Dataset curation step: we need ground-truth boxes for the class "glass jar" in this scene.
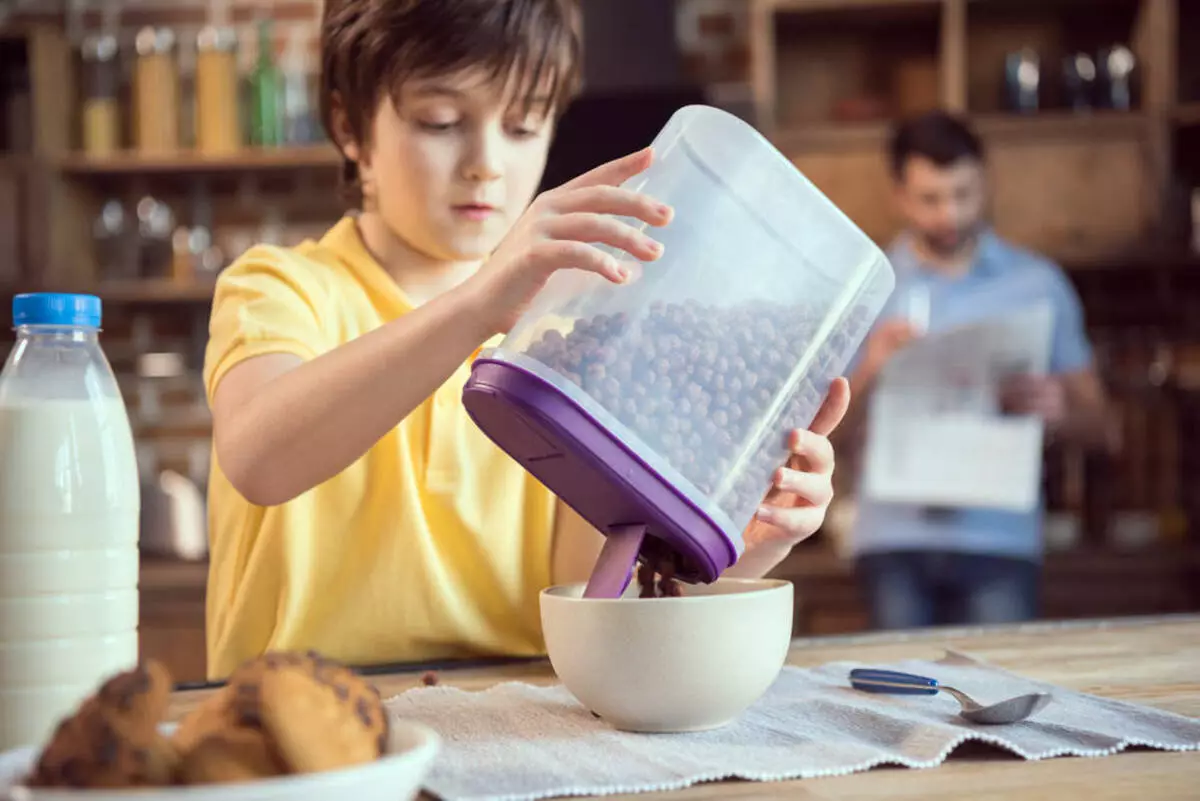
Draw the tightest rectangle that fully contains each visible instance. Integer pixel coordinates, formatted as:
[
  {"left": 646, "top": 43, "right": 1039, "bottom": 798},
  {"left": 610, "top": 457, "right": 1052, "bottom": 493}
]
[
  {"left": 0, "top": 294, "right": 139, "bottom": 749},
  {"left": 135, "top": 195, "right": 175, "bottom": 278},
  {"left": 92, "top": 198, "right": 134, "bottom": 281},
  {"left": 80, "top": 34, "right": 120, "bottom": 156},
  {"left": 195, "top": 26, "right": 240, "bottom": 154},
  {"left": 133, "top": 26, "right": 180, "bottom": 153}
]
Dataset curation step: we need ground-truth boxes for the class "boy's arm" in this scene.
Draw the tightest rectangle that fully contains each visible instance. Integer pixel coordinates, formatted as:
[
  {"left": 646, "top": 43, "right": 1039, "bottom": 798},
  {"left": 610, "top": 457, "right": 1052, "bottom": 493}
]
[
  {"left": 212, "top": 287, "right": 493, "bottom": 506},
  {"left": 213, "top": 148, "right": 672, "bottom": 506}
]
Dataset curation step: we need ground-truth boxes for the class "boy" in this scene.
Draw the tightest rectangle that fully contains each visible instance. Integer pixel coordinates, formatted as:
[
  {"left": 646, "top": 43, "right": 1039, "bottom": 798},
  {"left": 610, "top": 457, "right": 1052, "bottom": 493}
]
[{"left": 202, "top": 0, "right": 850, "bottom": 679}]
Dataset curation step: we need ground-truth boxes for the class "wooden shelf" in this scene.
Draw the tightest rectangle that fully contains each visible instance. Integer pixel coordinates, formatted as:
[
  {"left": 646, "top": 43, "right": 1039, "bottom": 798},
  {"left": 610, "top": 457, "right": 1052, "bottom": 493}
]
[
  {"left": 92, "top": 279, "right": 217, "bottom": 303},
  {"left": 972, "top": 110, "right": 1150, "bottom": 139},
  {"left": 3, "top": 279, "right": 217, "bottom": 303},
  {"left": 1175, "top": 103, "right": 1200, "bottom": 127},
  {"left": 56, "top": 145, "right": 342, "bottom": 176},
  {"left": 770, "top": 0, "right": 941, "bottom": 14},
  {"left": 0, "top": 22, "right": 37, "bottom": 43},
  {"left": 0, "top": 153, "right": 35, "bottom": 167},
  {"left": 772, "top": 111, "right": 1147, "bottom": 155},
  {"left": 772, "top": 121, "right": 891, "bottom": 153}
]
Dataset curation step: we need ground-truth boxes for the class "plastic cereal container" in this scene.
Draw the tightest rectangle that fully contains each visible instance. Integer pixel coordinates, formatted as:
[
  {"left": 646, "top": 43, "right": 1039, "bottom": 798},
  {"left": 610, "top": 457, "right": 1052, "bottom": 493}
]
[{"left": 464, "top": 105, "right": 894, "bottom": 596}]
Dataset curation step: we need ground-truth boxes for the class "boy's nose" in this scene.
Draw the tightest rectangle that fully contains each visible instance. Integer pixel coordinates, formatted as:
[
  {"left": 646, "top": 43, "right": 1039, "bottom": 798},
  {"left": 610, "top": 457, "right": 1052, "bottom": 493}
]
[{"left": 462, "top": 132, "right": 504, "bottom": 182}]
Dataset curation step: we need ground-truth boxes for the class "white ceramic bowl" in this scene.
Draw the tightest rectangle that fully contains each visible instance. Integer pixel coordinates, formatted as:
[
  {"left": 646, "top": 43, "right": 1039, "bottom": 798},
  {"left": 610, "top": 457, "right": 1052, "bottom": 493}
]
[
  {"left": 540, "top": 577, "right": 793, "bottom": 732},
  {"left": 0, "top": 720, "right": 440, "bottom": 801}
]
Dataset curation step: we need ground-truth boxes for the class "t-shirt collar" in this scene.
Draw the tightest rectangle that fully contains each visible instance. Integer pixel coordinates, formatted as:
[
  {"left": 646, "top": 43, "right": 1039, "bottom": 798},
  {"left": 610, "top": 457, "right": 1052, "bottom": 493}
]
[
  {"left": 319, "top": 215, "right": 417, "bottom": 315},
  {"left": 890, "top": 226, "right": 1005, "bottom": 282}
]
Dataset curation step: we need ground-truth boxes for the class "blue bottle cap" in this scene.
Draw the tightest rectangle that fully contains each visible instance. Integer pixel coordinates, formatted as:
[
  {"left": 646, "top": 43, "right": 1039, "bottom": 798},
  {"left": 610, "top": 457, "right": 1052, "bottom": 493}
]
[{"left": 13, "top": 293, "right": 103, "bottom": 328}]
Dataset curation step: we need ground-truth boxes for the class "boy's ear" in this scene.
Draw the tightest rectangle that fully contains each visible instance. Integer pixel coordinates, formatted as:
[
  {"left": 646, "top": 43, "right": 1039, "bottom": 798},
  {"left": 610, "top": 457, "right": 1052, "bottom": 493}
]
[{"left": 329, "top": 92, "right": 362, "bottom": 163}]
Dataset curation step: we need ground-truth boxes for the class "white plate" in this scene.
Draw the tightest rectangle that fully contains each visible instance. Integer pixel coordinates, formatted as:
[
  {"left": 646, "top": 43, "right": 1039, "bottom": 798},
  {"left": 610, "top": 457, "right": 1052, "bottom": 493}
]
[{"left": 0, "top": 719, "right": 439, "bottom": 801}]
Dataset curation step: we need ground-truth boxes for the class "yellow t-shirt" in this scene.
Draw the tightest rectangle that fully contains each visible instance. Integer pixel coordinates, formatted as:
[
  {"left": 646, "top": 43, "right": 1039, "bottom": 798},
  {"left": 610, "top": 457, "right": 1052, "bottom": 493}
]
[{"left": 202, "top": 216, "right": 557, "bottom": 679}]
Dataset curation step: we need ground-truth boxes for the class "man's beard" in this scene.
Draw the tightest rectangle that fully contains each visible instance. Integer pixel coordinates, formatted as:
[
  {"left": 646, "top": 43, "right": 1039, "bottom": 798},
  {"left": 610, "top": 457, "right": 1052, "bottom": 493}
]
[{"left": 919, "top": 221, "right": 983, "bottom": 260}]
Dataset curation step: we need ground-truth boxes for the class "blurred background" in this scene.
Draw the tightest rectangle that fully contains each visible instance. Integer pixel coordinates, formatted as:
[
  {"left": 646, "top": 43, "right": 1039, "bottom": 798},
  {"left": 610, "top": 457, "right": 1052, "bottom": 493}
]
[{"left": 0, "top": 0, "right": 1198, "bottom": 681}]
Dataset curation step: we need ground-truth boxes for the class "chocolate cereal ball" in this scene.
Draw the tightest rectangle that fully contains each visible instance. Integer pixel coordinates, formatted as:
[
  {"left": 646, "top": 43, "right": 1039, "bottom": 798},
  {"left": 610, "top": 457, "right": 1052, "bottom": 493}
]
[{"left": 526, "top": 300, "right": 865, "bottom": 525}]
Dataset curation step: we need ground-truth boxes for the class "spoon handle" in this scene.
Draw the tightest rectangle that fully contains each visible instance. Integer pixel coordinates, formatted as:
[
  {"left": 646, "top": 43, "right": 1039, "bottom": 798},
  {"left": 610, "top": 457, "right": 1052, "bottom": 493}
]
[{"left": 850, "top": 668, "right": 940, "bottom": 695}]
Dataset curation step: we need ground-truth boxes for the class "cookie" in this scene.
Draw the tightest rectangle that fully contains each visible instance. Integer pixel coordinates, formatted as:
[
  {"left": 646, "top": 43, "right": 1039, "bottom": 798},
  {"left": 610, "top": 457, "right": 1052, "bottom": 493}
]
[
  {"left": 170, "top": 686, "right": 244, "bottom": 754},
  {"left": 96, "top": 659, "right": 172, "bottom": 724},
  {"left": 28, "top": 662, "right": 179, "bottom": 788},
  {"left": 236, "top": 651, "right": 384, "bottom": 743},
  {"left": 228, "top": 650, "right": 323, "bottom": 687},
  {"left": 172, "top": 653, "right": 308, "bottom": 753},
  {"left": 176, "top": 726, "right": 288, "bottom": 785},
  {"left": 257, "top": 666, "right": 387, "bottom": 774}
]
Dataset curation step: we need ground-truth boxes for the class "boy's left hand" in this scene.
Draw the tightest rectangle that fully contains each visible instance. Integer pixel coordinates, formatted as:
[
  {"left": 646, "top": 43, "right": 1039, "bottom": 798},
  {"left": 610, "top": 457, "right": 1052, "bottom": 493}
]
[{"left": 743, "top": 377, "right": 851, "bottom": 551}]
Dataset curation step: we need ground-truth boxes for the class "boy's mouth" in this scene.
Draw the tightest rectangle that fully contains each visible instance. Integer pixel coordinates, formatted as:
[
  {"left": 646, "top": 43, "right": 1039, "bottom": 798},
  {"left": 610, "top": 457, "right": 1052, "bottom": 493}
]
[{"left": 453, "top": 203, "right": 497, "bottom": 221}]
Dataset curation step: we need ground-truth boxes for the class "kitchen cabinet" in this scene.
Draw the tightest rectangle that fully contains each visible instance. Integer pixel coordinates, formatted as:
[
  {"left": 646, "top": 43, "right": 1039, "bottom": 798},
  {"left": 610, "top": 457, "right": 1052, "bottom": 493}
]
[{"left": 139, "top": 557, "right": 207, "bottom": 684}]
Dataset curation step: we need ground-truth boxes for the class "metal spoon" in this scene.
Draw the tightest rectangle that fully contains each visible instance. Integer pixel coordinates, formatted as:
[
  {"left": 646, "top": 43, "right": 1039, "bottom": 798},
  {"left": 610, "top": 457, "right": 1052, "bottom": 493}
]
[{"left": 849, "top": 668, "right": 1052, "bottom": 725}]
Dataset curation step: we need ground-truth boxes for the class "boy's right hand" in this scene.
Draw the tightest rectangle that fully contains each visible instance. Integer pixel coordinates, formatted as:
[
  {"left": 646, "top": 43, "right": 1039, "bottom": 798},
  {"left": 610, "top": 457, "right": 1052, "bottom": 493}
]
[{"left": 465, "top": 147, "right": 673, "bottom": 336}]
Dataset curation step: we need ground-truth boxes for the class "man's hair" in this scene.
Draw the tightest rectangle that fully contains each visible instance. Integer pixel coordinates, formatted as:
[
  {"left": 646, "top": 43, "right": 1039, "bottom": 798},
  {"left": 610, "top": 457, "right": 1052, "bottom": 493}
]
[
  {"left": 888, "top": 111, "right": 984, "bottom": 180},
  {"left": 319, "top": 0, "right": 583, "bottom": 202}
]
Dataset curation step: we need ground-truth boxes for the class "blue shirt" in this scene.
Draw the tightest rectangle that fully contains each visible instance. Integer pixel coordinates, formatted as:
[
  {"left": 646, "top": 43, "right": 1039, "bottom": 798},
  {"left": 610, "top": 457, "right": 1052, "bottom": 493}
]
[{"left": 850, "top": 230, "right": 1093, "bottom": 562}]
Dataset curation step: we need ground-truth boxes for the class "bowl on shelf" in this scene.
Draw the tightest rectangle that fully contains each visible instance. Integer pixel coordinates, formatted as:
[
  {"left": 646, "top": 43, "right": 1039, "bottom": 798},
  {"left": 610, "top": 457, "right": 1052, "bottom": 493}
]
[{"left": 539, "top": 577, "right": 794, "bottom": 732}]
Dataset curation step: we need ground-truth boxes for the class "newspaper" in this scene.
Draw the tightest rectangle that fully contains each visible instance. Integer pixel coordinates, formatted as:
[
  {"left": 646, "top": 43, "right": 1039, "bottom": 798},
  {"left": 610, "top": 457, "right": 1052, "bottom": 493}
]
[{"left": 861, "top": 302, "right": 1054, "bottom": 512}]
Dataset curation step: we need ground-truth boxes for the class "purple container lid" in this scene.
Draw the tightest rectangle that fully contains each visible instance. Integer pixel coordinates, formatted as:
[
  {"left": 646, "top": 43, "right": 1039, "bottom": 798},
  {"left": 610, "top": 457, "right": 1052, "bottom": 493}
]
[{"left": 462, "top": 357, "right": 740, "bottom": 587}]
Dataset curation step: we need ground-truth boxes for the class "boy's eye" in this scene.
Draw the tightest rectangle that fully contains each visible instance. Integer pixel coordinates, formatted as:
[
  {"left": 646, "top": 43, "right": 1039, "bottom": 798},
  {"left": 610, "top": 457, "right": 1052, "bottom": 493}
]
[
  {"left": 418, "top": 119, "right": 459, "bottom": 132},
  {"left": 507, "top": 118, "right": 545, "bottom": 138}
]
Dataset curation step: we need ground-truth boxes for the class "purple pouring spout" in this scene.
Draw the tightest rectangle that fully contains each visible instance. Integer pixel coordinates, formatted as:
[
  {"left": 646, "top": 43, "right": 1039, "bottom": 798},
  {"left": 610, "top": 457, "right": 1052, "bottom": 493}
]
[
  {"left": 461, "top": 358, "right": 740, "bottom": 588},
  {"left": 583, "top": 524, "right": 646, "bottom": 599}
]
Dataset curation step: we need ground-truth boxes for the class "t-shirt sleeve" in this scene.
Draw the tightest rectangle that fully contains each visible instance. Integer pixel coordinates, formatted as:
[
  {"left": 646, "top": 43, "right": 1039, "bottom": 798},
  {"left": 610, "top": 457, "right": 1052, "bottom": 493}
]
[
  {"left": 1046, "top": 267, "right": 1093, "bottom": 375},
  {"left": 203, "top": 246, "right": 331, "bottom": 405}
]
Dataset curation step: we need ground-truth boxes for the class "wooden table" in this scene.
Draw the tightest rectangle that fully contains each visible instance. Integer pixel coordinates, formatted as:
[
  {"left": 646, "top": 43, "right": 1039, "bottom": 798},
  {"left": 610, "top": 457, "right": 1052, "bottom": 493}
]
[{"left": 168, "top": 615, "right": 1200, "bottom": 799}]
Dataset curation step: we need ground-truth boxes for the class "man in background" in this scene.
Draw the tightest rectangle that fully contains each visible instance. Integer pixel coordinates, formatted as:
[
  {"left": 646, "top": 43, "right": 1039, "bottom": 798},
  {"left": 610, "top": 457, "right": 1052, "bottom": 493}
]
[{"left": 840, "top": 111, "right": 1109, "bottom": 630}]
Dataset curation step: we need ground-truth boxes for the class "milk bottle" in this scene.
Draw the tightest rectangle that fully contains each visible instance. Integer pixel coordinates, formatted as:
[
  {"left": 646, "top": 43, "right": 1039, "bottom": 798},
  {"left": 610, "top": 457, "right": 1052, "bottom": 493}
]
[{"left": 0, "top": 293, "right": 140, "bottom": 750}]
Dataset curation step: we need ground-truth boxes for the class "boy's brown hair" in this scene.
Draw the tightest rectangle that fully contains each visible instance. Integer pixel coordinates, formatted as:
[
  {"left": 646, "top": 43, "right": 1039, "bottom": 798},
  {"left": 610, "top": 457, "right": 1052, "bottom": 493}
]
[{"left": 319, "top": 0, "right": 583, "bottom": 203}]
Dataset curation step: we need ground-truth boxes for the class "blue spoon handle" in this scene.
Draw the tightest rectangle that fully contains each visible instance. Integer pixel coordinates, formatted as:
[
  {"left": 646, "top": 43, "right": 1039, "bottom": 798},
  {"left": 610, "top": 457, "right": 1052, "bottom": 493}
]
[{"left": 850, "top": 668, "right": 940, "bottom": 695}]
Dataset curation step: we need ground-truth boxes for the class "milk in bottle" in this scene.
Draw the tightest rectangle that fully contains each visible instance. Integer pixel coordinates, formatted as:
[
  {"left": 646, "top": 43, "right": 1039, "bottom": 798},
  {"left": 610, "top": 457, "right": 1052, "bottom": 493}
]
[{"left": 0, "top": 293, "right": 140, "bottom": 749}]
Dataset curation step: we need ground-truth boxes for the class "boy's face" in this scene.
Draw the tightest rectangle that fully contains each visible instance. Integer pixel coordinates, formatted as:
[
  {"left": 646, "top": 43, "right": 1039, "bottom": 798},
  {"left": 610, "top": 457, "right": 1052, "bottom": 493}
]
[{"left": 350, "top": 69, "right": 556, "bottom": 263}]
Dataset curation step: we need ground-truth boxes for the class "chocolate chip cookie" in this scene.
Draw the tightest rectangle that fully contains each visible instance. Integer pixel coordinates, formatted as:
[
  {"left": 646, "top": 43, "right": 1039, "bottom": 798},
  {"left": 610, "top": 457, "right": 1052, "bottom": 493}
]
[
  {"left": 176, "top": 725, "right": 288, "bottom": 785},
  {"left": 257, "top": 663, "right": 388, "bottom": 774},
  {"left": 27, "top": 661, "right": 179, "bottom": 789}
]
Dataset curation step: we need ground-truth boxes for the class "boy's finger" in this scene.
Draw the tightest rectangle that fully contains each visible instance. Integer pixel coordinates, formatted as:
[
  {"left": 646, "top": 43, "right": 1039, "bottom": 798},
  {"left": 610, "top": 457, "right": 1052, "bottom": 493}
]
[
  {"left": 808, "top": 377, "right": 850, "bottom": 437},
  {"left": 544, "top": 213, "right": 663, "bottom": 263},
  {"left": 528, "top": 240, "right": 630, "bottom": 284},
  {"left": 549, "top": 185, "right": 673, "bottom": 226},
  {"left": 559, "top": 147, "right": 654, "bottom": 191},
  {"left": 788, "top": 428, "right": 834, "bottom": 473},
  {"left": 755, "top": 503, "right": 824, "bottom": 539},
  {"left": 773, "top": 466, "right": 832, "bottom": 507}
]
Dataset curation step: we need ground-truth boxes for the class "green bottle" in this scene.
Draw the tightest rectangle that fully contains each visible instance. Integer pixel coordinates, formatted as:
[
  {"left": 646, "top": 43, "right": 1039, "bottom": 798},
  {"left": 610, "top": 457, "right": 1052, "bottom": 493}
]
[{"left": 251, "top": 18, "right": 283, "bottom": 147}]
